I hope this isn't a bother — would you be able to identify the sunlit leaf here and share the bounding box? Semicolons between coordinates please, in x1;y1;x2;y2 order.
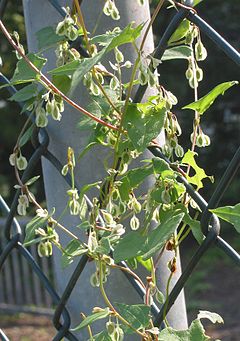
162;46;192;61
114;303;151;334
182;150;211;189
71;308;110;331
19;124;35;148
182;81;238;115
210;203;240;233
197;311;224;324
11;53;47;85
61;240;88;268
142;212;184;260
36;26;64;50
168;19;191;43
123;102;166;152
9;83;38;102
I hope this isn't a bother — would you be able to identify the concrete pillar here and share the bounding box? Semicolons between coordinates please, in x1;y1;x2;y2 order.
23;0;187;337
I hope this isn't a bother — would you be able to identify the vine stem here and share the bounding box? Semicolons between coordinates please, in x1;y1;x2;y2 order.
0;19;119;131
73;0;91;54
23;186;86;245
112;0;165;168
98;258;147;339
73;1;122;118
110;263;146;289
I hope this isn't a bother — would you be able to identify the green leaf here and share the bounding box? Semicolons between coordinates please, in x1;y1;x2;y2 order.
96;237;111;254
9;83;38;102
152;157;172;174
24;215;48;244
11;53;47;85
182;81;238;115
71;308;110;331
182;150;211;189
114;303;151;334
113;231;146;263
210;203;240;233
194;0;204;6
123;102;166;152
90;331;111;341
197;311;224;324
113;212;184;262
158;319;210;341
162;46;192;61
168;19;190;44
36;26;64;50
52;74;72;94
61;240;88;268
48;60;80;76
142;212;184;260
19;124;35;148
184;214;204;244
107;23;144;51
119;165;153;202
136;256;152;272
49;23;143;92
25;175;40;186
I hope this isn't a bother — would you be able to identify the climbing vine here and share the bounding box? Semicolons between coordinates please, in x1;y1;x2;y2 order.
0;0;239;340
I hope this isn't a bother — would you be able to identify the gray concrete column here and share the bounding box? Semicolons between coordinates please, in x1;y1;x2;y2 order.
23;0;187;338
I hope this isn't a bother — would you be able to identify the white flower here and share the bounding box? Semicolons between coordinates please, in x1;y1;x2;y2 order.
36;208;48;218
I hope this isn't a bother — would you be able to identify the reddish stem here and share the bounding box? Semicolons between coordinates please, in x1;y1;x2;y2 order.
0;20;119;131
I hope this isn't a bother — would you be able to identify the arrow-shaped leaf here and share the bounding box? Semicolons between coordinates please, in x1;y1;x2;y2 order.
183;81;238;115
210;203;240;233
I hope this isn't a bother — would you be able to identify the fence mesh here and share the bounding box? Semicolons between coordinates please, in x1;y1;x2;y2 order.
0;1;240;340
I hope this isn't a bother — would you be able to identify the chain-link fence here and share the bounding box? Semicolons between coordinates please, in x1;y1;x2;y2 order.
0;0;240;340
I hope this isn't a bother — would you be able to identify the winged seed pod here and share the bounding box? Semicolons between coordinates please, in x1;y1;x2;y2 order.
130;215;140;230
195;39;207;61
16;153;28;170
17;194;29;216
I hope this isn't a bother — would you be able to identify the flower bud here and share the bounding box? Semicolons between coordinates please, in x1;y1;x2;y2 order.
123;60;132;68
61;164;69;176
102;210;114;225
132;198;141;214
114;47;124;63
